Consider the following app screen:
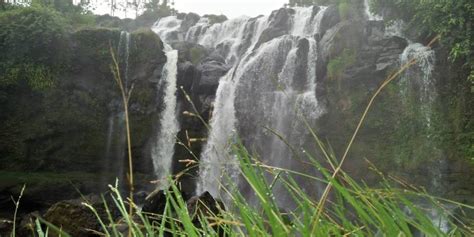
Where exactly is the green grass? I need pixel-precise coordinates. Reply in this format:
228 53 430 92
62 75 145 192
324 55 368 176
27 141 468 232
30 141 474 236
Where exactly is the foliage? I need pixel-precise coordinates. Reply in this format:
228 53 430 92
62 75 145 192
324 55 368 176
0 5 68 90
133 0 174 27
287 0 355 21
287 0 349 7
370 0 474 82
327 49 356 80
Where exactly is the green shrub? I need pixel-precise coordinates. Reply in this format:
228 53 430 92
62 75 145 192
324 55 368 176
0 6 68 90
327 49 356 80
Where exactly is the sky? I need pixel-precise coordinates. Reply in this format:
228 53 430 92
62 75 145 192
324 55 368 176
85 0 288 19
174 0 288 18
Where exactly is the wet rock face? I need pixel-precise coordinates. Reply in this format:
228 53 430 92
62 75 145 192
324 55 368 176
196 54 231 95
293 38 310 91
319 5 340 37
254 8 294 49
180 13 201 32
0 28 167 212
319 21 365 63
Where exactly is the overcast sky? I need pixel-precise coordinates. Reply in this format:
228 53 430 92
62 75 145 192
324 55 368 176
174 0 288 18
88 0 288 19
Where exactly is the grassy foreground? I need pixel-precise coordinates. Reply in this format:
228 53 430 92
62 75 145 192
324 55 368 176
29 141 473 236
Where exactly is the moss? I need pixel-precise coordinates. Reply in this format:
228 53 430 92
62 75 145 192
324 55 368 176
130 28 164 66
189 47 207 64
327 49 356 81
338 0 350 21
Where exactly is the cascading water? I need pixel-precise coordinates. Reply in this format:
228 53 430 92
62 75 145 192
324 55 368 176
152 16 183 42
400 43 436 126
151 24 180 188
118 31 131 87
192 7 328 206
148 2 447 214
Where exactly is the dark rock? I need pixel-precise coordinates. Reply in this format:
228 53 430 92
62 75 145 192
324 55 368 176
196 54 231 95
293 38 310 91
366 20 385 44
254 8 294 49
171 41 209 64
235 15 265 59
142 189 167 215
142 188 191 215
374 36 408 72
16 212 40 237
319 21 365 62
0 219 12 236
178 62 201 93
202 14 228 24
44 195 106 237
310 5 321 20
180 13 201 32
319 5 341 38
187 192 226 235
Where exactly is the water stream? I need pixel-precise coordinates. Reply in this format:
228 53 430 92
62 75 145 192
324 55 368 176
151 27 180 189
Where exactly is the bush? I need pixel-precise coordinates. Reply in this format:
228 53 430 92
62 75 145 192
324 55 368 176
370 0 473 82
0 6 68 89
327 49 356 80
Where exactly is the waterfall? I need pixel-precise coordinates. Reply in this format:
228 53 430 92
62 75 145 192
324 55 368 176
196 7 328 205
118 31 131 87
196 16 270 197
365 3 449 230
400 43 444 195
400 43 436 126
102 112 127 188
151 24 180 188
101 31 130 188
153 16 183 42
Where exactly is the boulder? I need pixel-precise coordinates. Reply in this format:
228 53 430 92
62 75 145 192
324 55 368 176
187 192 226 235
142 188 191 216
142 189 167 215
196 53 231 95
180 13 201 32
171 41 209 64
43 195 107 237
254 8 294 49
